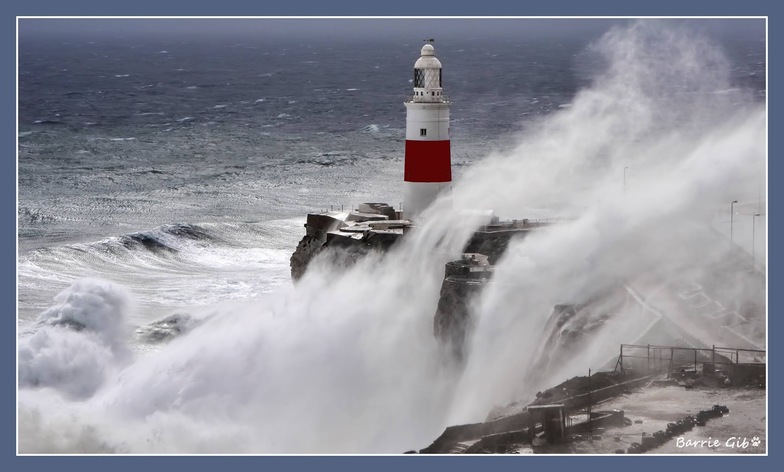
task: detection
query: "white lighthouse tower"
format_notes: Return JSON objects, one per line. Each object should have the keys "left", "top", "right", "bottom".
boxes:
{"left": 403, "top": 42, "right": 452, "bottom": 219}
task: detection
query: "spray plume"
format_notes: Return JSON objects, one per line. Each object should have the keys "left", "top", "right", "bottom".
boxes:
{"left": 18, "top": 21, "right": 765, "bottom": 453}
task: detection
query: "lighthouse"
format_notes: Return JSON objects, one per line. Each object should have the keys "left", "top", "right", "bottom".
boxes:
{"left": 403, "top": 42, "right": 452, "bottom": 219}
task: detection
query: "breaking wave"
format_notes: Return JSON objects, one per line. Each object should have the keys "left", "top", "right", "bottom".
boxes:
{"left": 19, "top": 279, "right": 133, "bottom": 399}
{"left": 17, "top": 21, "right": 766, "bottom": 454}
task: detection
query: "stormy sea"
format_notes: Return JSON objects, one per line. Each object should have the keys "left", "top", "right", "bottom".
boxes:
{"left": 17, "top": 19, "right": 766, "bottom": 453}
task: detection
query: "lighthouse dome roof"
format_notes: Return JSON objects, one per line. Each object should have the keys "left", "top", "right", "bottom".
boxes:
{"left": 414, "top": 45, "right": 442, "bottom": 69}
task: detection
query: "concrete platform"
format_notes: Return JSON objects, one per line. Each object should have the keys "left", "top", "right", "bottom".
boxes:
{"left": 529, "top": 386, "right": 765, "bottom": 454}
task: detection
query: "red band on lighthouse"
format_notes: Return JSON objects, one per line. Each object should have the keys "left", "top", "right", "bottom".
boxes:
{"left": 404, "top": 140, "right": 452, "bottom": 182}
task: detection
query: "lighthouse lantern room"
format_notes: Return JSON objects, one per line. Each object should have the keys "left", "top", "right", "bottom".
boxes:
{"left": 403, "top": 42, "right": 452, "bottom": 219}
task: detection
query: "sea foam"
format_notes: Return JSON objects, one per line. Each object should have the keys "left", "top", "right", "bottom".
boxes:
{"left": 19, "top": 279, "right": 133, "bottom": 399}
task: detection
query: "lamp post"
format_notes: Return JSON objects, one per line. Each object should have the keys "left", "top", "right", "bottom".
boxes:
{"left": 588, "top": 368, "right": 592, "bottom": 437}
{"left": 753, "top": 213, "right": 760, "bottom": 270}
{"left": 730, "top": 200, "right": 738, "bottom": 246}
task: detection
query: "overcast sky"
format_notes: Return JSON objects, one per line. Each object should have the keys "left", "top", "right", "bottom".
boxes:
{"left": 18, "top": 18, "right": 765, "bottom": 43}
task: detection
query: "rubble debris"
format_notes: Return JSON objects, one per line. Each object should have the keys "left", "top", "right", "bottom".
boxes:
{"left": 627, "top": 405, "right": 729, "bottom": 453}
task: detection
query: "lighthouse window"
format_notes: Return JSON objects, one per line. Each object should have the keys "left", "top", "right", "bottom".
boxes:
{"left": 414, "top": 69, "right": 425, "bottom": 88}
{"left": 439, "top": 69, "right": 442, "bottom": 87}
{"left": 420, "top": 128, "right": 427, "bottom": 137}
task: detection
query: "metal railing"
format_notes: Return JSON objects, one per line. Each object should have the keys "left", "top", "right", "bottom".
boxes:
{"left": 613, "top": 343, "right": 766, "bottom": 377}
{"left": 405, "top": 94, "right": 451, "bottom": 104}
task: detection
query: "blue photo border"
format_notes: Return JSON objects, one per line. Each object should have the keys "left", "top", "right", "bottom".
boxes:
{"left": 4, "top": 1, "right": 777, "bottom": 471}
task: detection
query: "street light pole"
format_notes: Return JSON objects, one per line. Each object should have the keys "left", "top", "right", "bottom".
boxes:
{"left": 753, "top": 213, "right": 760, "bottom": 270}
{"left": 588, "top": 368, "right": 592, "bottom": 437}
{"left": 730, "top": 200, "right": 738, "bottom": 246}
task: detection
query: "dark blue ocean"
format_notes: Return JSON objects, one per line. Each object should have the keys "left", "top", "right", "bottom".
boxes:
{"left": 17, "top": 24, "right": 606, "bottom": 322}
{"left": 17, "top": 19, "right": 766, "bottom": 454}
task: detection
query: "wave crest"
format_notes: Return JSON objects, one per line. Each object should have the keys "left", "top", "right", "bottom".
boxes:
{"left": 19, "top": 279, "right": 133, "bottom": 399}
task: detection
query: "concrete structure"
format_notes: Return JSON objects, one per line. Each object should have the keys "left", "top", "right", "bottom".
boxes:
{"left": 528, "top": 404, "right": 567, "bottom": 445}
{"left": 403, "top": 42, "right": 452, "bottom": 219}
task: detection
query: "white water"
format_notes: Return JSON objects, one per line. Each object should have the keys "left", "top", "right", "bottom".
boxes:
{"left": 18, "top": 22, "right": 766, "bottom": 453}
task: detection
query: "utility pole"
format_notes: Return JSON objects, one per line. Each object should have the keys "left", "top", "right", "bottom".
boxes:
{"left": 753, "top": 213, "right": 760, "bottom": 270}
{"left": 588, "top": 368, "right": 592, "bottom": 438}
{"left": 730, "top": 200, "right": 738, "bottom": 246}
